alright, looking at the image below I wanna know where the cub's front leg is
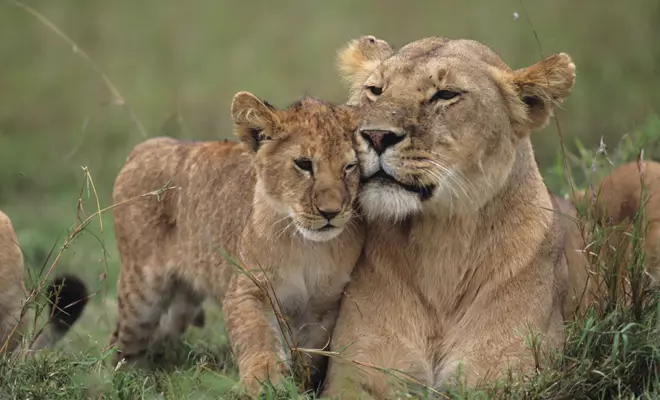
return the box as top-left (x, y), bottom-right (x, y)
top-left (222, 272), bottom-right (288, 396)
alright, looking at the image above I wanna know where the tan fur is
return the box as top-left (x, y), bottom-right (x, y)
top-left (0, 210), bottom-right (26, 354)
top-left (0, 210), bottom-right (88, 355)
top-left (322, 36), bottom-right (576, 397)
top-left (551, 194), bottom-right (594, 319)
top-left (581, 161), bottom-right (660, 285)
top-left (337, 35), bottom-right (394, 105)
top-left (552, 161), bottom-right (660, 320)
top-left (110, 92), bottom-right (365, 395)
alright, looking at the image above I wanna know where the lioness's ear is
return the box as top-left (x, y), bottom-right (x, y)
top-left (337, 35), bottom-right (394, 105)
top-left (508, 53), bottom-right (576, 133)
top-left (231, 91), bottom-right (281, 152)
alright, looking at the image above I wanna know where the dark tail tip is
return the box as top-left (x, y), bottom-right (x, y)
top-left (46, 274), bottom-right (89, 334)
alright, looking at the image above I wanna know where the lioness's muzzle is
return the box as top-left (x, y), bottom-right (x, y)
top-left (359, 129), bottom-right (405, 155)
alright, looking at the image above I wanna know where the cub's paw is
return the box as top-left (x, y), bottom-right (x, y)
top-left (240, 355), bottom-right (289, 397)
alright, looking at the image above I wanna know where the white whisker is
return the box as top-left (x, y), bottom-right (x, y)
top-left (275, 218), bottom-right (297, 240)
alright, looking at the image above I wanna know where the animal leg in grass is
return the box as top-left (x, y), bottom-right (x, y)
top-left (155, 281), bottom-right (204, 346)
top-left (222, 273), bottom-right (287, 395)
top-left (113, 262), bottom-right (173, 366)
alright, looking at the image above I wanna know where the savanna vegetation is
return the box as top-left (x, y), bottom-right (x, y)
top-left (1, 1), bottom-right (659, 398)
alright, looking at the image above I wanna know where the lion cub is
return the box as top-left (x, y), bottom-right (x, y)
top-left (110, 92), bottom-right (365, 394)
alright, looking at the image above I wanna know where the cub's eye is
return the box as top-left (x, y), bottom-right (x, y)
top-left (293, 158), bottom-right (313, 173)
top-left (429, 90), bottom-right (460, 103)
top-left (344, 161), bottom-right (358, 173)
top-left (366, 86), bottom-right (383, 96)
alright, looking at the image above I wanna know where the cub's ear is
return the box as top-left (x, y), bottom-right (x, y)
top-left (231, 91), bottom-right (281, 152)
top-left (335, 104), bottom-right (362, 143)
top-left (337, 35), bottom-right (394, 105)
top-left (506, 53), bottom-right (576, 133)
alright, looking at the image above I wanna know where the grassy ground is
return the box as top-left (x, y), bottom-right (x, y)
top-left (1, 1), bottom-right (660, 399)
top-left (4, 122), bottom-right (660, 399)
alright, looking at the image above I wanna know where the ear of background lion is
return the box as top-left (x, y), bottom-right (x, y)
top-left (28, 274), bottom-right (89, 352)
top-left (337, 36), bottom-right (394, 105)
top-left (506, 53), bottom-right (576, 133)
top-left (230, 91), bottom-right (281, 152)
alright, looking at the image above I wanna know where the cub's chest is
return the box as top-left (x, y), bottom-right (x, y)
top-left (271, 253), bottom-right (351, 318)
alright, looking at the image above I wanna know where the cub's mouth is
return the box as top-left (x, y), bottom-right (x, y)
top-left (297, 222), bottom-right (344, 242)
top-left (317, 224), bottom-right (336, 232)
top-left (363, 170), bottom-right (436, 201)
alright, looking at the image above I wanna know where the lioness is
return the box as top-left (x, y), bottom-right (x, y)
top-left (551, 193), bottom-right (593, 318)
top-left (322, 36), bottom-right (576, 397)
top-left (110, 92), bottom-right (365, 395)
top-left (1, 210), bottom-right (88, 354)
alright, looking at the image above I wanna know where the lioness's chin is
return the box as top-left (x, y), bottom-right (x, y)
top-left (359, 183), bottom-right (422, 222)
top-left (297, 226), bottom-right (344, 242)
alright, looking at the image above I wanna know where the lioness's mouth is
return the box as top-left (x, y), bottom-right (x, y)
top-left (363, 170), bottom-right (436, 201)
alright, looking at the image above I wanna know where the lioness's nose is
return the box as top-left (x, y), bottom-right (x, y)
top-left (360, 129), bottom-right (405, 155)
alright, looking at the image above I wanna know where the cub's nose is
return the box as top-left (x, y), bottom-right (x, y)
top-left (360, 129), bottom-right (405, 155)
top-left (318, 209), bottom-right (340, 222)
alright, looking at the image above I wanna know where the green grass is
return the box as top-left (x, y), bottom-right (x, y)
top-left (3, 125), bottom-right (659, 400)
top-left (1, 1), bottom-right (660, 399)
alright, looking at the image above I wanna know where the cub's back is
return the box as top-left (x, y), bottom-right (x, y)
top-left (112, 136), bottom-right (254, 265)
top-left (114, 137), bottom-right (187, 205)
top-left (114, 136), bottom-right (253, 204)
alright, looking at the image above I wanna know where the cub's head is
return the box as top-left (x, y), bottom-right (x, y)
top-left (231, 91), bottom-right (360, 242)
top-left (338, 36), bottom-right (576, 221)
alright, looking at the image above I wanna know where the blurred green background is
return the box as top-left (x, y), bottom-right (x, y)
top-left (0, 0), bottom-right (658, 304)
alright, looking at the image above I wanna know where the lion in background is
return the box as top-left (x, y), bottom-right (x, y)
top-left (582, 160), bottom-right (660, 283)
top-left (557, 160), bottom-right (660, 319)
top-left (110, 92), bottom-right (365, 395)
top-left (321, 35), bottom-right (576, 398)
top-left (0, 210), bottom-right (88, 355)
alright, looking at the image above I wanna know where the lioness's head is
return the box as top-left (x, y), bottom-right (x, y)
top-left (231, 91), bottom-right (360, 242)
top-left (338, 36), bottom-right (575, 221)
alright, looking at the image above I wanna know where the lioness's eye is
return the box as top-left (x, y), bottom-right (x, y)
top-left (344, 161), bottom-right (358, 173)
top-left (294, 158), bottom-right (313, 173)
top-left (429, 90), bottom-right (460, 103)
top-left (366, 86), bottom-right (383, 96)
